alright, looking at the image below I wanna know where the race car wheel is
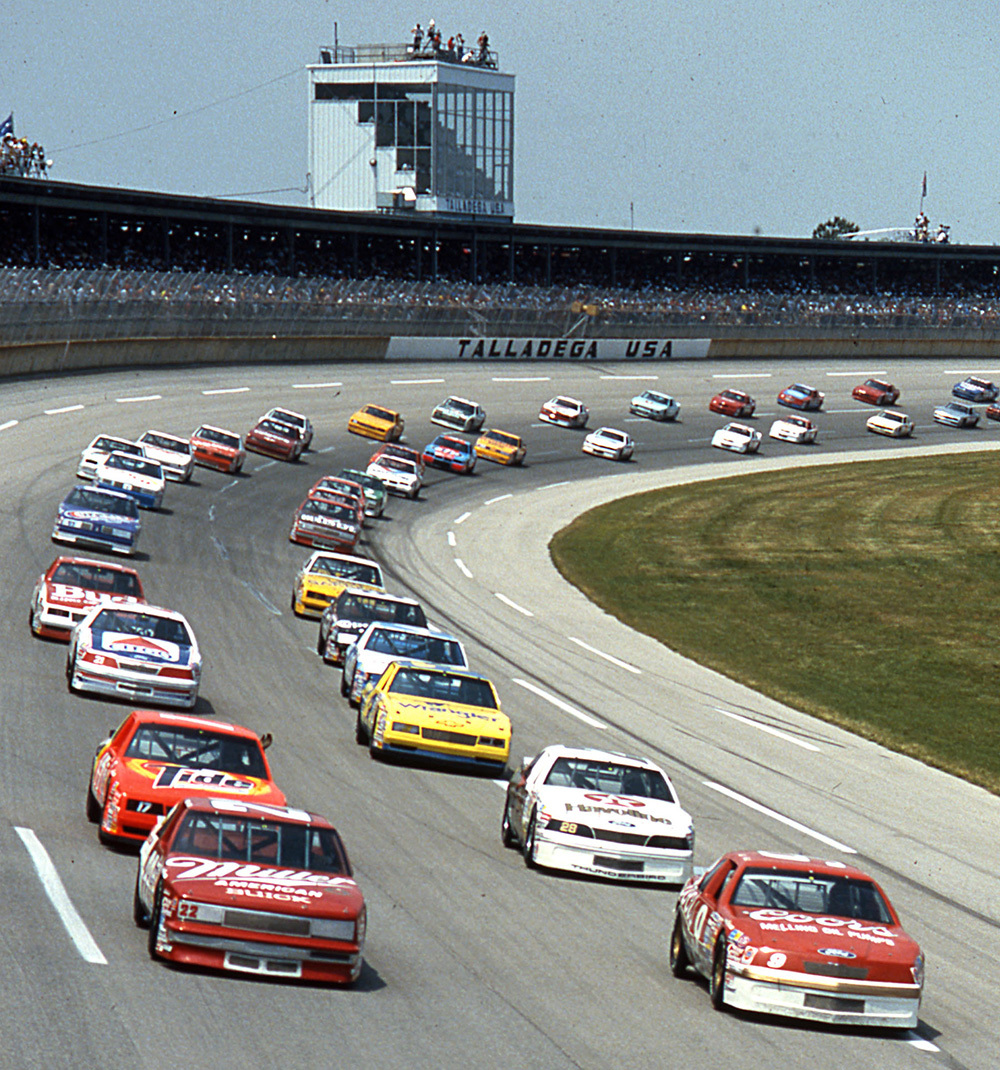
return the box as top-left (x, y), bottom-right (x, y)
top-left (316, 629), bottom-right (325, 656)
top-left (669, 915), bottom-right (690, 978)
top-left (709, 940), bottom-right (727, 1011)
top-left (340, 672), bottom-right (349, 697)
top-left (133, 870), bottom-right (150, 928)
top-left (85, 781), bottom-right (101, 824)
top-left (355, 710), bottom-right (369, 745)
top-left (29, 599), bottom-right (42, 636)
top-left (523, 811), bottom-right (538, 869)
top-left (501, 798), bottom-right (517, 849)
top-left (147, 883), bottom-right (164, 959)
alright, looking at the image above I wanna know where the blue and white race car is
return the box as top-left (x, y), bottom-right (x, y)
top-left (933, 401), bottom-right (980, 428)
top-left (52, 485), bottom-right (141, 556)
top-left (951, 376), bottom-right (998, 403)
top-left (94, 452), bottom-right (166, 510)
top-left (422, 434), bottom-right (477, 473)
top-left (629, 389), bottom-right (680, 421)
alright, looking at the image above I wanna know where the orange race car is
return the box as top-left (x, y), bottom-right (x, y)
top-left (87, 709), bottom-right (285, 846)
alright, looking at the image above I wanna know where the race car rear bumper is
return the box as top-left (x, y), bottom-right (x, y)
top-left (71, 664), bottom-right (198, 708)
top-left (533, 835), bottom-right (692, 884)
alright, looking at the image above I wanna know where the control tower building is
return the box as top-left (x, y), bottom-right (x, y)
top-left (308, 37), bottom-right (514, 220)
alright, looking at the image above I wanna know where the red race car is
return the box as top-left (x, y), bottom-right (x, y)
top-left (289, 495), bottom-right (362, 552)
top-left (136, 796), bottom-right (366, 984)
top-left (852, 379), bottom-right (900, 406)
top-left (669, 850), bottom-right (923, 1029)
top-left (709, 389), bottom-right (756, 417)
top-left (370, 441), bottom-right (425, 476)
top-left (245, 417), bottom-right (303, 462)
top-left (777, 383), bottom-right (825, 411)
top-left (30, 556), bottom-right (145, 641)
top-left (190, 424), bottom-right (246, 473)
top-left (87, 709), bottom-right (286, 845)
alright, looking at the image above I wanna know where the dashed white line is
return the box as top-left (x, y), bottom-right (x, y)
top-left (292, 381), bottom-right (342, 389)
top-left (454, 511), bottom-right (471, 524)
top-left (208, 504), bottom-right (216, 521)
top-left (116, 394), bottom-right (162, 403)
top-left (316, 445), bottom-right (336, 453)
top-left (713, 707), bottom-right (820, 751)
top-left (825, 371), bottom-right (886, 377)
top-left (824, 407), bottom-right (869, 414)
top-left (255, 460), bottom-right (277, 470)
top-left (202, 386), bottom-right (250, 395)
top-left (0, 419), bottom-right (18, 431)
top-left (15, 827), bottom-right (107, 965)
top-left (905, 1035), bottom-right (941, 1053)
top-left (702, 783), bottom-right (856, 854)
top-left (712, 373), bottom-right (772, 379)
top-left (568, 637), bottom-right (641, 674)
top-left (219, 479), bottom-right (238, 493)
top-left (599, 374), bottom-right (658, 380)
top-left (45, 404), bottom-right (84, 415)
top-left (447, 531), bottom-right (456, 547)
top-left (391, 377), bottom-right (445, 385)
top-left (493, 376), bottom-right (550, 382)
top-left (454, 558), bottom-right (473, 578)
top-left (940, 368), bottom-right (1000, 375)
top-left (539, 480), bottom-right (569, 489)
top-left (495, 592), bottom-right (534, 617)
top-left (484, 493), bottom-right (512, 505)
top-left (511, 679), bottom-right (607, 730)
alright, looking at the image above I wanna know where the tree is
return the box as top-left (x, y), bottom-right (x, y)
top-left (812, 216), bottom-right (859, 240)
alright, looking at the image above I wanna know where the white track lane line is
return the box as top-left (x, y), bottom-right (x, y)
top-left (390, 377), bottom-right (445, 385)
top-left (454, 558), bottom-right (472, 578)
top-left (825, 371), bottom-right (886, 377)
top-left (15, 828), bottom-right (107, 965)
top-left (45, 404), bottom-right (84, 415)
top-left (713, 707), bottom-right (820, 751)
top-left (940, 368), bottom-right (1000, 375)
top-left (712, 373), bottom-right (772, 379)
top-left (495, 592), bottom-right (533, 617)
top-left (0, 419), bottom-right (18, 431)
top-left (539, 480), bottom-right (569, 490)
top-left (702, 783), bottom-right (856, 854)
top-left (493, 376), bottom-right (550, 382)
top-left (202, 386), bottom-right (250, 395)
top-left (447, 531), bottom-right (456, 547)
top-left (512, 679), bottom-right (607, 730)
top-left (454, 511), bottom-right (471, 524)
top-left (599, 374), bottom-right (659, 380)
top-left (292, 381), bottom-right (342, 389)
top-left (116, 394), bottom-right (162, 403)
top-left (484, 493), bottom-right (512, 505)
top-left (568, 637), bottom-right (641, 674)
top-left (905, 1035), bottom-right (941, 1052)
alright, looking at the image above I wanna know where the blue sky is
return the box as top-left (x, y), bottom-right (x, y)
top-left (2, 1), bottom-right (994, 242)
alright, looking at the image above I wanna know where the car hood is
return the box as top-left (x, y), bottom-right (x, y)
top-left (301, 574), bottom-right (381, 597)
top-left (357, 650), bottom-right (464, 679)
top-left (60, 507), bottom-right (137, 526)
top-left (44, 582), bottom-right (142, 612)
top-left (535, 787), bottom-right (691, 834)
top-left (117, 758), bottom-right (285, 805)
top-left (383, 695), bottom-right (510, 733)
top-left (91, 630), bottom-right (193, 665)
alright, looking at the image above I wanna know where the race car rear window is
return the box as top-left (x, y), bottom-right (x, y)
top-left (91, 608), bottom-right (190, 645)
top-left (125, 725), bottom-right (267, 779)
top-left (338, 594), bottom-right (426, 628)
top-left (196, 428), bottom-right (239, 448)
top-left (484, 432), bottom-right (519, 447)
top-left (143, 433), bottom-right (190, 453)
top-left (64, 487), bottom-right (140, 517)
top-left (543, 758), bottom-right (676, 802)
top-left (365, 628), bottom-right (465, 665)
top-left (363, 406), bottom-right (394, 420)
top-left (388, 668), bottom-right (497, 708)
top-left (172, 812), bottom-right (348, 874)
top-left (52, 562), bottom-right (142, 597)
top-left (729, 868), bottom-right (892, 923)
top-left (303, 499), bottom-right (355, 521)
top-left (311, 558), bottom-right (382, 586)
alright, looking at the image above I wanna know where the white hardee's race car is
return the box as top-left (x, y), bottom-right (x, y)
top-left (539, 396), bottom-right (590, 428)
top-left (711, 422), bottom-right (762, 454)
top-left (866, 409), bottom-right (914, 437)
top-left (582, 427), bottom-right (634, 461)
top-left (768, 416), bottom-right (817, 444)
top-left (77, 434), bottom-right (145, 480)
top-left (137, 430), bottom-right (194, 482)
top-left (501, 745), bottom-right (694, 884)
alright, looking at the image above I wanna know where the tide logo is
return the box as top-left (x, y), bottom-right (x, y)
top-left (152, 766), bottom-right (255, 793)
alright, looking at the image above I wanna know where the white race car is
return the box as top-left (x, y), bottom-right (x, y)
top-left (264, 407), bottom-right (313, 449)
top-left (629, 389), bottom-right (680, 421)
top-left (932, 401), bottom-right (979, 428)
top-left (137, 430), bottom-right (194, 482)
top-left (768, 416), bottom-right (817, 444)
top-left (539, 396), bottom-right (589, 428)
top-left (582, 427), bottom-right (634, 461)
top-left (77, 434), bottom-right (145, 481)
top-left (93, 452), bottom-right (166, 510)
top-left (366, 456), bottom-right (422, 499)
top-left (342, 622), bottom-right (468, 705)
top-left (502, 745), bottom-right (694, 884)
top-left (711, 422), bottom-right (761, 453)
top-left (866, 409), bottom-right (914, 437)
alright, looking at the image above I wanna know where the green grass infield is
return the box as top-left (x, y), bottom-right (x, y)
top-left (550, 452), bottom-right (1000, 794)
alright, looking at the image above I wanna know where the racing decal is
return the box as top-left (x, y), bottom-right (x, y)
top-left (563, 802), bottom-right (674, 825)
top-left (728, 929), bottom-right (751, 947)
top-left (101, 632), bottom-right (181, 662)
top-left (818, 948), bottom-right (857, 959)
top-left (741, 946), bottom-right (758, 965)
top-left (691, 903), bottom-right (710, 943)
top-left (166, 857), bottom-right (355, 887)
top-left (151, 766), bottom-right (256, 793)
top-left (747, 910), bottom-right (897, 946)
top-left (582, 793), bottom-right (645, 808)
top-left (766, 952), bottom-right (787, 969)
top-left (207, 799), bottom-right (311, 821)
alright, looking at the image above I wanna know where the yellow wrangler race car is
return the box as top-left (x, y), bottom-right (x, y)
top-left (474, 428), bottom-right (526, 466)
top-left (356, 662), bottom-right (511, 771)
top-left (291, 551), bottom-right (386, 618)
top-left (347, 404), bottom-right (405, 442)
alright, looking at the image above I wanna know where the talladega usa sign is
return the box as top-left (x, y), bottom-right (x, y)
top-left (385, 337), bottom-right (712, 361)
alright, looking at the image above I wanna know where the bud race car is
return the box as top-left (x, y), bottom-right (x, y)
top-left (539, 396), bottom-right (589, 428)
top-left (30, 556), bottom-right (145, 641)
top-left (137, 430), bottom-right (194, 481)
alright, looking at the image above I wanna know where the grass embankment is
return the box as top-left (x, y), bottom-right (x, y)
top-left (550, 453), bottom-right (1000, 794)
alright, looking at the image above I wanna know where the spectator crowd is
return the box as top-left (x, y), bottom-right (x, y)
top-left (1, 132), bottom-right (49, 178)
top-left (409, 20), bottom-right (495, 66)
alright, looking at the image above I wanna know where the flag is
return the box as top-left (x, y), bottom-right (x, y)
top-left (0, 113), bottom-right (13, 139)
top-left (921, 171), bottom-right (927, 198)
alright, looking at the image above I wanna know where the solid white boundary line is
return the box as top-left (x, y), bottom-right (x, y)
top-left (714, 707), bottom-right (820, 751)
top-left (495, 592), bottom-right (533, 617)
top-left (512, 678), bottom-right (607, 730)
top-left (568, 636), bottom-right (641, 674)
top-left (15, 827), bottom-right (107, 965)
top-left (702, 783), bottom-right (856, 854)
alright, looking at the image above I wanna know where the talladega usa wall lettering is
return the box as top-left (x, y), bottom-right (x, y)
top-left (385, 337), bottom-right (712, 361)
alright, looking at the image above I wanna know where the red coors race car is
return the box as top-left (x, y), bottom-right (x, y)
top-left (245, 417), bottom-right (303, 462)
top-left (30, 556), bottom-right (145, 641)
top-left (709, 389), bottom-right (756, 417)
top-left (190, 424), bottom-right (246, 473)
top-left (135, 796), bottom-right (366, 984)
top-left (87, 709), bottom-right (286, 845)
top-left (669, 850), bottom-right (924, 1029)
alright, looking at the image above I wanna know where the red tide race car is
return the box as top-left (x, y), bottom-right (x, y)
top-left (30, 556), bottom-right (145, 641)
top-left (852, 378), bottom-right (900, 406)
top-left (87, 709), bottom-right (285, 845)
top-left (709, 389), bottom-right (756, 417)
top-left (190, 424), bottom-right (246, 473)
top-left (245, 417), bottom-right (304, 462)
top-left (669, 850), bottom-right (923, 1029)
top-left (136, 796), bottom-right (366, 984)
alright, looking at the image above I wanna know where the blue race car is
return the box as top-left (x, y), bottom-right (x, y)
top-left (422, 433), bottom-right (477, 473)
top-left (777, 383), bottom-right (825, 410)
top-left (52, 485), bottom-right (141, 555)
top-left (951, 376), bottom-right (998, 403)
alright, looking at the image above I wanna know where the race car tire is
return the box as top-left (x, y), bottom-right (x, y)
top-left (501, 798), bottom-right (517, 849)
top-left (709, 940), bottom-right (727, 1011)
top-left (85, 782), bottom-right (101, 824)
top-left (669, 915), bottom-right (690, 978)
top-left (408, 488), bottom-right (419, 500)
top-left (147, 883), bottom-right (164, 959)
top-left (133, 870), bottom-right (150, 928)
top-left (340, 672), bottom-right (349, 697)
top-left (29, 599), bottom-right (42, 637)
top-left (523, 811), bottom-right (538, 869)
top-left (316, 629), bottom-right (325, 656)
top-left (355, 709), bottom-right (369, 745)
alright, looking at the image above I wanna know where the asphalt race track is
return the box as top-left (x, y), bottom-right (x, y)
top-left (1, 357), bottom-right (997, 1070)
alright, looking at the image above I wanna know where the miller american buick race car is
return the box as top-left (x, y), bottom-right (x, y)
top-left (136, 796), bottom-right (365, 984)
top-left (30, 556), bottom-right (145, 640)
top-left (669, 850), bottom-right (924, 1029)
top-left (502, 745), bottom-right (693, 883)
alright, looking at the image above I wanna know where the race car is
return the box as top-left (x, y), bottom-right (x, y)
top-left (30, 556), bottom-right (145, 641)
top-left (348, 404), bottom-right (404, 442)
top-left (951, 376), bottom-right (998, 403)
top-left (933, 401), bottom-right (979, 428)
top-left (582, 427), bottom-right (634, 460)
top-left (356, 661), bottom-right (511, 771)
top-left (539, 396), bottom-right (589, 428)
top-left (310, 478), bottom-right (366, 525)
top-left (318, 591), bottom-right (427, 666)
top-left (987, 402), bottom-right (1000, 422)
top-left (711, 422), bottom-right (762, 454)
top-left (291, 551), bottom-right (386, 618)
top-left (768, 416), bottom-right (817, 444)
top-left (263, 406), bottom-right (313, 449)
top-left (190, 424), bottom-right (245, 473)
top-left (289, 496), bottom-right (361, 553)
top-left (67, 603), bottom-right (202, 709)
top-left (76, 434), bottom-right (145, 481)
top-left (337, 468), bottom-right (388, 518)
top-left (136, 796), bottom-right (365, 984)
top-left (245, 417), bottom-right (303, 462)
top-left (866, 410), bottom-right (914, 437)
top-left (474, 429), bottom-right (526, 466)
top-left (52, 485), bottom-right (141, 556)
top-left (93, 452), bottom-right (166, 510)
top-left (136, 430), bottom-right (194, 482)
top-left (422, 433), bottom-right (477, 473)
top-left (502, 745), bottom-right (694, 884)
top-left (669, 850), bottom-right (924, 1029)
top-left (431, 396), bottom-right (486, 432)
top-left (629, 389), bottom-right (680, 421)
top-left (777, 383), bottom-right (825, 411)
top-left (87, 709), bottom-right (284, 845)
top-left (852, 379), bottom-right (900, 406)
top-left (709, 389), bottom-right (755, 417)
top-left (366, 454), bottom-right (422, 499)
top-left (370, 441), bottom-right (425, 476)
top-left (342, 622), bottom-right (468, 706)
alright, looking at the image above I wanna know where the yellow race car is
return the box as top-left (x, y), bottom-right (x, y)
top-left (291, 550), bottom-right (386, 618)
top-left (356, 662), bottom-right (511, 771)
top-left (474, 428), bottom-right (526, 466)
top-left (348, 404), bottom-right (405, 442)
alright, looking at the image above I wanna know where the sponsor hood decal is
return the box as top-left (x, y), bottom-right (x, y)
top-left (539, 787), bottom-right (688, 829)
top-left (124, 760), bottom-right (265, 795)
top-left (98, 630), bottom-right (185, 663)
